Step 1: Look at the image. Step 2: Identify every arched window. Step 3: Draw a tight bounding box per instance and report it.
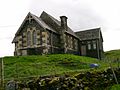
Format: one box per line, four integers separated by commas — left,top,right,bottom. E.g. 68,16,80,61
27,31,31,46
33,30,37,45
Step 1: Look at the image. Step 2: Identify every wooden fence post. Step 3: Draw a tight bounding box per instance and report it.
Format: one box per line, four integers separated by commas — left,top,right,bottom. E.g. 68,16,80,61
1,58,4,88
0,58,4,89
109,61,118,84
0,58,1,87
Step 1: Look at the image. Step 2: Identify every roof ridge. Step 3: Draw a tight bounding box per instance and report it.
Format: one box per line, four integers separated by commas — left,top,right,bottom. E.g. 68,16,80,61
40,11,78,38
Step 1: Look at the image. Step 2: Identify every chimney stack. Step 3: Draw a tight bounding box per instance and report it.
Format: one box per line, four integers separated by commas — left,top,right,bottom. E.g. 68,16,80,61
60,16,68,31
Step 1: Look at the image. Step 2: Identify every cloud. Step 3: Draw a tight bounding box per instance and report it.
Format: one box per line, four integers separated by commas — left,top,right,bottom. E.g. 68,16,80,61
29,0,104,30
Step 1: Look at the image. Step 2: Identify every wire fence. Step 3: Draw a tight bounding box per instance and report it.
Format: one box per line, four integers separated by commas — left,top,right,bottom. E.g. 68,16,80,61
0,58,41,90
0,57,60,89
1,57,120,89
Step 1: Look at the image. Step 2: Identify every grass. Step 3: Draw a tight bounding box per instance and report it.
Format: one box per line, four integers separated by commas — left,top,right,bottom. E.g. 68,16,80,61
110,84,120,90
3,49,120,80
1,50,120,89
3,54,105,80
105,49,120,60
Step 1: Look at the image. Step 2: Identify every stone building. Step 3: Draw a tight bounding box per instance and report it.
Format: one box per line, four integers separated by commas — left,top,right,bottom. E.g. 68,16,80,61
12,11,104,59
75,28,104,59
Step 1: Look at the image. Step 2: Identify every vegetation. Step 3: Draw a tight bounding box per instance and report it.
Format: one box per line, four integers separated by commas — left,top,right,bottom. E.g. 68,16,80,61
3,54,108,80
105,49,120,60
110,84,120,90
2,50,120,89
17,68,120,89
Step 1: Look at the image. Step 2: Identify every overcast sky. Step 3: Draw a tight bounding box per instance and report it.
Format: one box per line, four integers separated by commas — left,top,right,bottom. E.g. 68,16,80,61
0,0,120,57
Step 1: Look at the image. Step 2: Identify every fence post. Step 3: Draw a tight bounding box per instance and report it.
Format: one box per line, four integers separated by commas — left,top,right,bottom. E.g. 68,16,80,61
0,58,4,88
109,61,118,84
0,58,1,87
2,58,4,88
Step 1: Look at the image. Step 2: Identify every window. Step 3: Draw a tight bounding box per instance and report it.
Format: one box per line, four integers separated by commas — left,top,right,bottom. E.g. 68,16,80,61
27,31,31,46
33,31,37,45
74,39,78,50
92,41,96,50
88,43,91,50
93,43,96,49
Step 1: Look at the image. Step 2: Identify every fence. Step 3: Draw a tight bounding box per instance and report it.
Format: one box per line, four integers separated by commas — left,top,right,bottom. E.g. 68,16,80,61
0,57,120,89
0,57,42,90
0,58,4,89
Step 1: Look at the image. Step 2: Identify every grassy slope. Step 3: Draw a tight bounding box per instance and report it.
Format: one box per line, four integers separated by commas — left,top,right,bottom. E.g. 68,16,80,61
3,54,105,79
2,50,120,89
4,49,120,80
105,49,120,59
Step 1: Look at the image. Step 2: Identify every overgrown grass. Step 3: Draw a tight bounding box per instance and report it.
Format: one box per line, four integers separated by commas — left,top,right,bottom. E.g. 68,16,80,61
110,84,120,90
3,50,120,80
3,54,106,80
105,49,120,60
2,50,120,89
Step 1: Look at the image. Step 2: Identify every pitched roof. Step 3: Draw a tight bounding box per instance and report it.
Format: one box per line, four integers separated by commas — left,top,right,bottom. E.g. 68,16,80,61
40,11,78,38
12,12,57,43
31,13,56,33
12,11,80,43
75,28,103,41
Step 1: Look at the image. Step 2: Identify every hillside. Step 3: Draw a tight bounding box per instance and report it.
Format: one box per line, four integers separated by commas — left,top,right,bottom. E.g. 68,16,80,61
105,49,120,59
3,54,107,80
3,50,120,80
2,51,120,89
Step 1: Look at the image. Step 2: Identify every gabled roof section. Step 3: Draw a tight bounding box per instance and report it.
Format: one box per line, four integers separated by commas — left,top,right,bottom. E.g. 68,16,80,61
40,11,78,38
75,28,103,41
12,12,56,43
31,13,56,33
40,11,61,26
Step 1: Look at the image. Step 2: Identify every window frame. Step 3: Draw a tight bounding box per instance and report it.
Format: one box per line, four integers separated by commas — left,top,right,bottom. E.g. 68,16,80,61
32,30,37,45
27,31,31,46
87,41,91,50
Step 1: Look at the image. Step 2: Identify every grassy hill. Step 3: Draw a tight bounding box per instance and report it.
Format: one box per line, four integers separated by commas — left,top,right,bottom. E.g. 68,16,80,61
1,50,120,89
3,50,120,80
105,49,120,59
3,54,108,80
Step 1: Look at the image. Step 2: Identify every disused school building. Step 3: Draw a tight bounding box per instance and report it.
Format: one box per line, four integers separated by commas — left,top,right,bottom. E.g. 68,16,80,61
12,11,104,59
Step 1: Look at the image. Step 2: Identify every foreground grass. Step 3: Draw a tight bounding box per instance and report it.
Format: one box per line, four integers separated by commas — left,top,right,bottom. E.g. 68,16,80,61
3,54,109,80
110,84,120,90
3,49,120,80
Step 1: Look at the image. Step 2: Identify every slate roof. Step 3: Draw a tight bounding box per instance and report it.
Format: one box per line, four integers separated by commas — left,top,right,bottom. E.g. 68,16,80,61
12,12,57,43
75,28,103,41
40,11,78,38
12,11,79,43
31,13,57,33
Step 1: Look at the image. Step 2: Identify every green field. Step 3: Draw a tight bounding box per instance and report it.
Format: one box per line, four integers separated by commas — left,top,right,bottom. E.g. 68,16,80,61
2,54,106,79
105,49,120,59
1,50,120,89
2,50,120,80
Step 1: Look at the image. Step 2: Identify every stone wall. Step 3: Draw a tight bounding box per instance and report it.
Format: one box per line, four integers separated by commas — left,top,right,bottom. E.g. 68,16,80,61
10,68,120,90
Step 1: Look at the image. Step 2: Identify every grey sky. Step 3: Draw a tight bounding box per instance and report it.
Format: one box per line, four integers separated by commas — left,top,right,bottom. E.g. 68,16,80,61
0,0,120,57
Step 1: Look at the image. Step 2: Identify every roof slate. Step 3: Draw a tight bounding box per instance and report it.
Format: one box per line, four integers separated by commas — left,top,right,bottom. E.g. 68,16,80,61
40,11,78,38
12,11,103,43
31,13,57,33
75,28,102,41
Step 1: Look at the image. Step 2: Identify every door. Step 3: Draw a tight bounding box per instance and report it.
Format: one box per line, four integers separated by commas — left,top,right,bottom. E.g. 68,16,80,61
81,45,86,56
